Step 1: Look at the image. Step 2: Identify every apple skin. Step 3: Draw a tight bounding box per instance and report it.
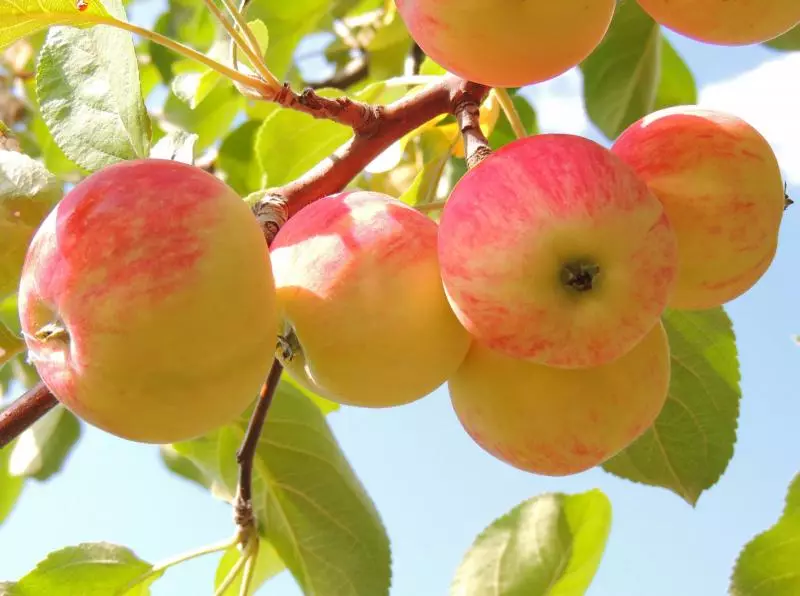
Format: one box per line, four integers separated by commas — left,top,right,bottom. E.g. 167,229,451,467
438,134,678,369
449,321,670,476
612,106,786,310
636,0,800,46
18,159,278,444
270,190,471,408
394,0,615,88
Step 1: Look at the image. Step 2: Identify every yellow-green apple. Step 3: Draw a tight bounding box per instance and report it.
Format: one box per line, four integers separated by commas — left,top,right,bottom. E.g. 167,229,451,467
636,0,800,45
270,190,471,408
18,159,278,443
394,0,615,87
438,134,677,369
1,150,61,299
449,321,670,476
612,106,786,310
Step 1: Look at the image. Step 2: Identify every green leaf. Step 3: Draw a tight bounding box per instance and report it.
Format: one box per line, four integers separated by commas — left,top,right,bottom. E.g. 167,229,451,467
255,93,353,187
148,0,216,83
4,543,158,595
159,444,212,491
451,489,612,596
0,439,25,527
170,379,391,596
246,0,330,80
731,473,800,596
581,0,660,140
214,540,285,595
8,406,82,481
0,321,24,367
764,24,800,51
0,150,62,298
162,83,244,153
36,0,150,172
399,131,455,207
654,38,697,111
149,130,198,164
217,120,265,196
0,0,111,52
603,308,741,505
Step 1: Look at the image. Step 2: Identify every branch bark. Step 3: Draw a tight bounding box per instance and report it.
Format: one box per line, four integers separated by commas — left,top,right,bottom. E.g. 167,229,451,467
0,383,58,449
233,358,283,544
255,74,489,232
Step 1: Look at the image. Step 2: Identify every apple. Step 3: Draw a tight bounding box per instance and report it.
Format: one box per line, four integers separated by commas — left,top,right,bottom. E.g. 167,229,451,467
636,0,800,46
270,189,472,408
449,320,671,476
395,0,615,88
18,159,278,444
612,106,786,310
438,133,677,368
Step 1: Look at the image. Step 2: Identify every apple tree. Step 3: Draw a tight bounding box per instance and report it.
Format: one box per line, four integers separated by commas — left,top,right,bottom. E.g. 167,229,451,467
0,0,798,594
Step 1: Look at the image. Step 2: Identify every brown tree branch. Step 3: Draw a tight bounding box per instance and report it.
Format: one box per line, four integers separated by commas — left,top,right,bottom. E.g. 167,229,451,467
272,82,383,136
0,383,58,449
256,74,489,229
455,94,492,169
233,358,283,544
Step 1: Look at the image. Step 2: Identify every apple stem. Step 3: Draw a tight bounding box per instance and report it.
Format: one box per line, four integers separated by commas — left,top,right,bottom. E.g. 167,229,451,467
561,261,601,293
233,358,284,545
0,383,59,449
454,93,492,170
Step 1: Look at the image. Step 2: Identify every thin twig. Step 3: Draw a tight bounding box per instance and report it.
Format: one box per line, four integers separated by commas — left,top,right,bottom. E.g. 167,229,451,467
233,359,284,541
492,88,528,140
0,383,58,449
85,15,270,96
214,537,257,596
239,539,260,596
123,535,237,594
200,0,276,91
215,0,281,90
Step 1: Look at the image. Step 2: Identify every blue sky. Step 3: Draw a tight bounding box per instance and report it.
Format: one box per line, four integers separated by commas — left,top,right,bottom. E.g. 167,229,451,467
1,8,799,596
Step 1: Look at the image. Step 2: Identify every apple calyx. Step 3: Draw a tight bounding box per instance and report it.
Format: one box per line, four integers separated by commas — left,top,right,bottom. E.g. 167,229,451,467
276,326,302,365
561,260,601,293
33,321,69,345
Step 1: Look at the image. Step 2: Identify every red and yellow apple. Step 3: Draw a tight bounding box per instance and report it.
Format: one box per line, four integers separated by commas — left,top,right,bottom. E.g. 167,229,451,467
636,0,800,46
612,106,786,310
270,190,471,408
449,321,671,476
438,134,677,369
18,159,278,443
394,0,616,88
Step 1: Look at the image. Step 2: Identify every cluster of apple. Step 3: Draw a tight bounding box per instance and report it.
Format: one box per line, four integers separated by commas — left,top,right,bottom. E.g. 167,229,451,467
394,0,800,89
270,104,787,477
15,100,786,481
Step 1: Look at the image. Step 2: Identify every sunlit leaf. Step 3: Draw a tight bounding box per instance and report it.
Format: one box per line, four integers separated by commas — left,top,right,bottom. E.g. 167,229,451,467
452,489,612,596
731,473,800,596
604,308,740,505
0,0,111,52
36,0,150,172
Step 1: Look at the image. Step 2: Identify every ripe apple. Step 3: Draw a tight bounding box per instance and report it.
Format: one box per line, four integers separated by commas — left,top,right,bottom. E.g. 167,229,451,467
449,321,670,476
1,151,61,299
270,190,471,408
612,106,786,310
394,0,615,88
18,159,278,444
438,134,677,369
636,0,800,46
